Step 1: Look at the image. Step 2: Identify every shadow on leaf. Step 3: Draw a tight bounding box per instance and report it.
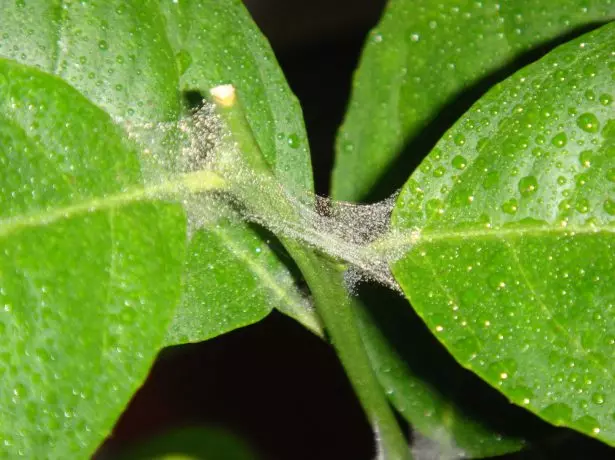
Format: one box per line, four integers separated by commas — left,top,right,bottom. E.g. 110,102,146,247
362,21,608,203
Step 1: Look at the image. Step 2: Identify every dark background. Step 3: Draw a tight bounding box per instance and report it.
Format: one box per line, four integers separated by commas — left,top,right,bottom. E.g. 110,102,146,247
96,1,615,459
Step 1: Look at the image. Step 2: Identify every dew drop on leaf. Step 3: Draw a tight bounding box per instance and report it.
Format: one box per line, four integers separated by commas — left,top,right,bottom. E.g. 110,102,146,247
541,402,572,424
575,198,590,213
583,63,598,78
501,198,518,215
576,112,600,133
453,133,466,146
603,199,615,216
579,149,593,167
433,166,446,178
518,176,538,197
591,393,605,405
451,155,467,170
599,93,613,106
551,132,568,147
425,198,444,216
287,133,300,149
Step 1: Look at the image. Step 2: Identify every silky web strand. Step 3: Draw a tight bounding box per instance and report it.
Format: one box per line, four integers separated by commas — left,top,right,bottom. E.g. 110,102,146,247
121,85,420,291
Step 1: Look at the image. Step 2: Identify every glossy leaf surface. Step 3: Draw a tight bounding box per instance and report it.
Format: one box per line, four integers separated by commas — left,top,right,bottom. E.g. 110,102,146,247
354,288,547,458
0,59,186,457
166,220,319,343
0,0,317,455
0,0,317,341
159,0,319,340
333,0,615,201
392,23,615,444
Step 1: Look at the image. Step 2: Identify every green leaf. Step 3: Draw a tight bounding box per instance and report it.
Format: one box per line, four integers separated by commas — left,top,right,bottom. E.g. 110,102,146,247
159,0,313,195
391,23,615,445
333,0,615,201
0,59,186,457
166,220,320,343
354,286,557,458
0,0,318,339
0,0,319,454
158,0,320,340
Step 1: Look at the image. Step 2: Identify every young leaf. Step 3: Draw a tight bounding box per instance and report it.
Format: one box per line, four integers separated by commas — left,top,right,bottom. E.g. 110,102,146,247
0,60,186,457
391,23,615,445
160,0,314,196
0,0,319,340
333,0,615,201
158,0,321,340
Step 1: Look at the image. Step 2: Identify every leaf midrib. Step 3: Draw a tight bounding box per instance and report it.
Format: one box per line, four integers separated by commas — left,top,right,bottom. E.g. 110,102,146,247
0,169,225,239
379,222,614,258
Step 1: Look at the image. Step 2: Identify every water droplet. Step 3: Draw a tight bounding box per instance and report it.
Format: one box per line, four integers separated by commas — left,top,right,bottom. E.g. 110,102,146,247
551,132,567,148
575,198,590,213
542,402,572,424
599,93,613,106
518,175,538,197
287,133,300,149
606,168,615,183
604,199,615,216
98,40,109,51
577,113,600,133
592,393,605,405
342,140,354,152
432,166,446,178
501,198,518,215
452,155,467,170
579,149,593,167
453,133,466,146
584,90,596,101
425,199,444,217
583,64,598,78
575,415,601,436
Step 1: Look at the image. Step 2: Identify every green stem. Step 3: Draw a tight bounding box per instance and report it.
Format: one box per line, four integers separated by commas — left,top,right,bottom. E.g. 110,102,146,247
289,247,412,460
210,88,411,458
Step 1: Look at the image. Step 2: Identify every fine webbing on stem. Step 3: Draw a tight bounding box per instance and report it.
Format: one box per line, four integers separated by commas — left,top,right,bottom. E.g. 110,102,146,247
121,85,420,291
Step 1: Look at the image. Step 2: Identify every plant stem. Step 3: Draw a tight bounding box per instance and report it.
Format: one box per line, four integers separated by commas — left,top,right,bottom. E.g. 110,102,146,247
210,88,411,458
289,247,412,460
